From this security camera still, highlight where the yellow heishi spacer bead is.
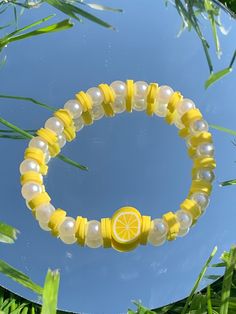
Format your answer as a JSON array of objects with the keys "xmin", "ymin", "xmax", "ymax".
[
  {"xmin": 162, "ymin": 212, "xmax": 180, "ymax": 241},
  {"xmin": 194, "ymin": 157, "xmax": 216, "ymax": 169},
  {"xmin": 190, "ymin": 180, "xmax": 212, "ymax": 195},
  {"xmin": 180, "ymin": 199, "xmax": 201, "ymax": 222},
  {"xmin": 29, "ymin": 192, "xmax": 51, "ymax": 212},
  {"xmin": 40, "ymin": 164, "xmax": 48, "ymax": 175},
  {"xmin": 36, "ymin": 128, "xmax": 60, "ymax": 157},
  {"xmin": 24, "ymin": 147, "xmax": 45, "ymax": 165},
  {"xmin": 140, "ymin": 215, "xmax": 151, "ymax": 245},
  {"xmin": 146, "ymin": 83, "xmax": 159, "ymax": 116},
  {"xmin": 54, "ymin": 109, "xmax": 74, "ymax": 128},
  {"xmin": 167, "ymin": 91, "xmax": 183, "ymax": 113},
  {"xmin": 63, "ymin": 124, "xmax": 76, "ymax": 142},
  {"xmin": 48, "ymin": 209, "xmax": 67, "ymax": 237},
  {"xmin": 75, "ymin": 216, "xmax": 88, "ymax": 246},
  {"xmin": 179, "ymin": 127, "xmax": 189, "ymax": 138},
  {"xmin": 126, "ymin": 80, "xmax": 134, "ymax": 112},
  {"xmin": 165, "ymin": 111, "xmax": 177, "ymax": 125},
  {"xmin": 188, "ymin": 147, "xmax": 197, "ymax": 158},
  {"xmin": 20, "ymin": 171, "xmax": 43, "ymax": 186},
  {"xmin": 98, "ymin": 84, "xmax": 115, "ymax": 117},
  {"xmin": 101, "ymin": 218, "xmax": 112, "ymax": 248},
  {"xmin": 75, "ymin": 91, "xmax": 93, "ymax": 125},
  {"xmin": 181, "ymin": 108, "xmax": 203, "ymax": 127},
  {"xmin": 189, "ymin": 132, "xmax": 212, "ymax": 148}
]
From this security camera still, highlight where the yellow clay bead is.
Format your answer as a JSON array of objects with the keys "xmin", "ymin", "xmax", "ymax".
[
  {"xmin": 194, "ymin": 157, "xmax": 216, "ymax": 169},
  {"xmin": 20, "ymin": 171, "xmax": 43, "ymax": 186},
  {"xmin": 140, "ymin": 215, "xmax": 151, "ymax": 245},
  {"xmin": 24, "ymin": 147, "xmax": 45, "ymax": 166},
  {"xmin": 48, "ymin": 209, "xmax": 67, "ymax": 237},
  {"xmin": 190, "ymin": 180, "xmax": 212, "ymax": 195},
  {"xmin": 63, "ymin": 124, "xmax": 76, "ymax": 142},
  {"xmin": 76, "ymin": 91, "xmax": 93, "ymax": 125},
  {"xmin": 180, "ymin": 199, "xmax": 201, "ymax": 222},
  {"xmin": 146, "ymin": 83, "xmax": 159, "ymax": 116},
  {"xmin": 28, "ymin": 192, "xmax": 51, "ymax": 212},
  {"xmin": 75, "ymin": 216, "xmax": 88, "ymax": 246},
  {"xmin": 162, "ymin": 212, "xmax": 180, "ymax": 241},
  {"xmin": 101, "ymin": 218, "xmax": 112, "ymax": 248},
  {"xmin": 54, "ymin": 109, "xmax": 74, "ymax": 128},
  {"xmin": 179, "ymin": 128, "xmax": 190, "ymax": 138},
  {"xmin": 98, "ymin": 84, "xmax": 115, "ymax": 117},
  {"xmin": 36, "ymin": 128, "xmax": 60, "ymax": 157},
  {"xmin": 181, "ymin": 108, "xmax": 203, "ymax": 127},
  {"xmin": 126, "ymin": 80, "xmax": 134, "ymax": 112},
  {"xmin": 189, "ymin": 132, "xmax": 212, "ymax": 148},
  {"xmin": 40, "ymin": 164, "xmax": 48, "ymax": 175},
  {"xmin": 167, "ymin": 91, "xmax": 183, "ymax": 113}
]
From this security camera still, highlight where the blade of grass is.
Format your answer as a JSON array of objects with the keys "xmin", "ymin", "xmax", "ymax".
[
  {"xmin": 0, "ymin": 259, "xmax": 43, "ymax": 294},
  {"xmin": 57, "ymin": 153, "xmax": 88, "ymax": 171},
  {"xmin": 0, "ymin": 94, "xmax": 55, "ymax": 111},
  {"xmin": 220, "ymin": 179, "xmax": 236, "ymax": 187},
  {"xmin": 84, "ymin": 2, "xmax": 123, "ymax": 13},
  {"xmin": 0, "ymin": 221, "xmax": 19, "ymax": 244},
  {"xmin": 205, "ymin": 67, "xmax": 232, "ymax": 89},
  {"xmin": 181, "ymin": 246, "xmax": 218, "ymax": 314},
  {"xmin": 41, "ymin": 269, "xmax": 60, "ymax": 314},
  {"xmin": 207, "ymin": 285, "xmax": 213, "ymax": 314},
  {"xmin": 220, "ymin": 246, "xmax": 236, "ymax": 314},
  {"xmin": 210, "ymin": 124, "xmax": 236, "ymax": 136}
]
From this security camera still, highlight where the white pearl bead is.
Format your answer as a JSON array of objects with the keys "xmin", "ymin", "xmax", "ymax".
[
  {"xmin": 190, "ymin": 192, "xmax": 210, "ymax": 211},
  {"xmin": 57, "ymin": 134, "xmax": 66, "ymax": 148},
  {"xmin": 21, "ymin": 182, "xmax": 42, "ymax": 201},
  {"xmin": 29, "ymin": 136, "xmax": 48, "ymax": 153},
  {"xmin": 177, "ymin": 98, "xmax": 195, "ymax": 116},
  {"xmin": 20, "ymin": 159, "xmax": 40, "ymax": 174},
  {"xmin": 174, "ymin": 115, "xmax": 185, "ymax": 129},
  {"xmin": 35, "ymin": 203, "xmax": 55, "ymax": 223},
  {"xmin": 154, "ymin": 103, "xmax": 168, "ymax": 117},
  {"xmin": 74, "ymin": 117, "xmax": 84, "ymax": 132},
  {"xmin": 92, "ymin": 105, "xmax": 104, "ymax": 120},
  {"xmin": 175, "ymin": 210, "xmax": 192, "ymax": 229},
  {"xmin": 178, "ymin": 227, "xmax": 190, "ymax": 237},
  {"xmin": 85, "ymin": 220, "xmax": 103, "ymax": 248},
  {"xmin": 133, "ymin": 98, "xmax": 147, "ymax": 111},
  {"xmin": 45, "ymin": 117, "xmax": 64, "ymax": 135},
  {"xmin": 134, "ymin": 81, "xmax": 149, "ymax": 99},
  {"xmin": 86, "ymin": 87, "xmax": 104, "ymax": 105},
  {"xmin": 39, "ymin": 221, "xmax": 51, "ymax": 231},
  {"xmin": 196, "ymin": 142, "xmax": 214, "ymax": 157},
  {"xmin": 44, "ymin": 151, "xmax": 51, "ymax": 164},
  {"xmin": 148, "ymin": 218, "xmax": 168, "ymax": 246},
  {"xmin": 156, "ymin": 85, "xmax": 174, "ymax": 104},
  {"xmin": 25, "ymin": 200, "xmax": 32, "ymax": 210},
  {"xmin": 64, "ymin": 99, "xmax": 83, "ymax": 119},
  {"xmin": 58, "ymin": 217, "xmax": 75, "ymax": 237},
  {"xmin": 112, "ymin": 96, "xmax": 126, "ymax": 113},
  {"xmin": 60, "ymin": 234, "xmax": 77, "ymax": 244},
  {"xmin": 190, "ymin": 119, "xmax": 209, "ymax": 134},
  {"xmin": 110, "ymin": 81, "xmax": 126, "ymax": 98},
  {"xmin": 196, "ymin": 168, "xmax": 215, "ymax": 183}
]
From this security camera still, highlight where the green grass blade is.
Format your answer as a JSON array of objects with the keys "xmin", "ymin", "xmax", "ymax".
[
  {"xmin": 207, "ymin": 285, "xmax": 213, "ymax": 314},
  {"xmin": 84, "ymin": 2, "xmax": 123, "ymax": 13},
  {"xmin": 0, "ymin": 94, "xmax": 55, "ymax": 111},
  {"xmin": 0, "ymin": 221, "xmax": 19, "ymax": 244},
  {"xmin": 181, "ymin": 246, "xmax": 218, "ymax": 314},
  {"xmin": 44, "ymin": 0, "xmax": 82, "ymax": 22},
  {"xmin": 210, "ymin": 124, "xmax": 236, "ymax": 136},
  {"xmin": 57, "ymin": 153, "xmax": 88, "ymax": 171},
  {"xmin": 8, "ymin": 19, "xmax": 74, "ymax": 44},
  {"xmin": 45, "ymin": 0, "xmax": 114, "ymax": 29},
  {"xmin": 0, "ymin": 117, "xmax": 33, "ymax": 139},
  {"xmin": 205, "ymin": 67, "xmax": 232, "ymax": 89},
  {"xmin": 0, "ymin": 259, "xmax": 43, "ymax": 294},
  {"xmin": 220, "ymin": 179, "xmax": 236, "ymax": 187},
  {"xmin": 41, "ymin": 269, "xmax": 60, "ymax": 314},
  {"xmin": 220, "ymin": 246, "xmax": 236, "ymax": 314}
]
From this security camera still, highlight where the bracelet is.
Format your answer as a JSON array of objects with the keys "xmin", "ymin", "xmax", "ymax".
[{"xmin": 19, "ymin": 80, "xmax": 216, "ymax": 252}]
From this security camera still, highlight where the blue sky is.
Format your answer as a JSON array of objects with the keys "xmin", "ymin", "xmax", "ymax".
[{"xmin": 0, "ymin": 1, "xmax": 236, "ymax": 313}]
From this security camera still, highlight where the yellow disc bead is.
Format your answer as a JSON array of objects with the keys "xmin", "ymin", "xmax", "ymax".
[
  {"xmin": 63, "ymin": 124, "xmax": 76, "ymax": 142},
  {"xmin": 101, "ymin": 218, "xmax": 112, "ymax": 248},
  {"xmin": 189, "ymin": 132, "xmax": 212, "ymax": 148},
  {"xmin": 24, "ymin": 147, "xmax": 45, "ymax": 166},
  {"xmin": 36, "ymin": 128, "xmax": 60, "ymax": 157},
  {"xmin": 20, "ymin": 171, "xmax": 43, "ymax": 186},
  {"xmin": 162, "ymin": 211, "xmax": 180, "ymax": 241},
  {"xmin": 190, "ymin": 180, "xmax": 212, "ymax": 195},
  {"xmin": 98, "ymin": 84, "xmax": 115, "ymax": 117},
  {"xmin": 194, "ymin": 157, "xmax": 216, "ymax": 169},
  {"xmin": 178, "ymin": 128, "xmax": 190, "ymax": 138},
  {"xmin": 146, "ymin": 83, "xmax": 159, "ymax": 116},
  {"xmin": 180, "ymin": 199, "xmax": 201, "ymax": 222},
  {"xmin": 140, "ymin": 215, "xmax": 151, "ymax": 245},
  {"xmin": 126, "ymin": 80, "xmax": 134, "ymax": 112},
  {"xmin": 181, "ymin": 108, "xmax": 203, "ymax": 127},
  {"xmin": 28, "ymin": 192, "xmax": 51, "ymax": 212},
  {"xmin": 48, "ymin": 209, "xmax": 67, "ymax": 237},
  {"xmin": 75, "ymin": 216, "xmax": 88, "ymax": 246},
  {"xmin": 54, "ymin": 109, "xmax": 74, "ymax": 128},
  {"xmin": 76, "ymin": 91, "xmax": 93, "ymax": 125},
  {"xmin": 167, "ymin": 91, "xmax": 183, "ymax": 113}
]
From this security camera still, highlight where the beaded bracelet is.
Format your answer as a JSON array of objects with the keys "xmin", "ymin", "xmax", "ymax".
[{"xmin": 19, "ymin": 80, "xmax": 216, "ymax": 252}]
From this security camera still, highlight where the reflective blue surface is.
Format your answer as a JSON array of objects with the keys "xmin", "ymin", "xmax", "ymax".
[{"xmin": 0, "ymin": 1, "xmax": 236, "ymax": 313}]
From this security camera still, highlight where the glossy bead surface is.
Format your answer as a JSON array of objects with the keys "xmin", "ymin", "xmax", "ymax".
[
  {"xmin": 148, "ymin": 218, "xmax": 168, "ymax": 246},
  {"xmin": 178, "ymin": 227, "xmax": 190, "ymax": 237},
  {"xmin": 29, "ymin": 136, "xmax": 48, "ymax": 153},
  {"xmin": 175, "ymin": 210, "xmax": 192, "ymax": 229},
  {"xmin": 110, "ymin": 81, "xmax": 126, "ymax": 98},
  {"xmin": 35, "ymin": 203, "xmax": 55, "ymax": 223},
  {"xmin": 133, "ymin": 98, "xmax": 147, "ymax": 111},
  {"xmin": 58, "ymin": 217, "xmax": 76, "ymax": 237},
  {"xmin": 45, "ymin": 117, "xmax": 64, "ymax": 135},
  {"xmin": 196, "ymin": 142, "xmax": 214, "ymax": 157},
  {"xmin": 74, "ymin": 117, "xmax": 84, "ymax": 132},
  {"xmin": 134, "ymin": 81, "xmax": 149, "ymax": 99},
  {"xmin": 154, "ymin": 103, "xmax": 168, "ymax": 117},
  {"xmin": 156, "ymin": 85, "xmax": 174, "ymax": 104},
  {"xmin": 58, "ymin": 134, "xmax": 66, "ymax": 148},
  {"xmin": 112, "ymin": 96, "xmax": 126, "ymax": 113},
  {"xmin": 44, "ymin": 151, "xmax": 51, "ymax": 164},
  {"xmin": 64, "ymin": 99, "xmax": 83, "ymax": 119},
  {"xmin": 196, "ymin": 168, "xmax": 215, "ymax": 182},
  {"xmin": 190, "ymin": 119, "xmax": 209, "ymax": 134},
  {"xmin": 60, "ymin": 234, "xmax": 77, "ymax": 244},
  {"xmin": 177, "ymin": 98, "xmax": 195, "ymax": 116},
  {"xmin": 92, "ymin": 105, "xmax": 104, "ymax": 120},
  {"xmin": 190, "ymin": 192, "xmax": 210, "ymax": 211},
  {"xmin": 39, "ymin": 221, "xmax": 51, "ymax": 231},
  {"xmin": 85, "ymin": 220, "xmax": 103, "ymax": 248},
  {"xmin": 86, "ymin": 87, "xmax": 104, "ymax": 106},
  {"xmin": 20, "ymin": 159, "xmax": 40, "ymax": 174},
  {"xmin": 21, "ymin": 182, "xmax": 42, "ymax": 201}
]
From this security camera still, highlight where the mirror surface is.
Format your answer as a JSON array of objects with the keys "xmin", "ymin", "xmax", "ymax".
[{"xmin": 0, "ymin": 1, "xmax": 236, "ymax": 313}]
